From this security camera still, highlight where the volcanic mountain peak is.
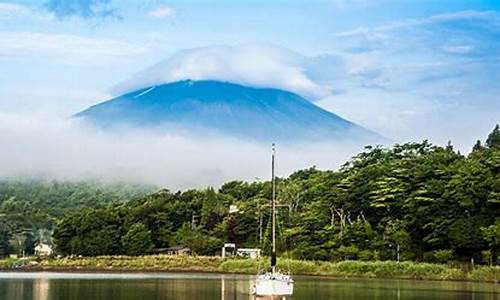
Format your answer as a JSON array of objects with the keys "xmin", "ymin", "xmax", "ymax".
[{"xmin": 75, "ymin": 80, "xmax": 381, "ymax": 142}]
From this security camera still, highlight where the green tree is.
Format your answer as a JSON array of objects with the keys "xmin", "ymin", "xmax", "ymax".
[
  {"xmin": 170, "ymin": 223, "xmax": 223, "ymax": 255},
  {"xmin": 486, "ymin": 124, "xmax": 500, "ymax": 148},
  {"xmin": 46, "ymin": 137, "xmax": 499, "ymax": 266},
  {"xmin": 0, "ymin": 222, "xmax": 11, "ymax": 257},
  {"xmin": 382, "ymin": 219, "xmax": 411, "ymax": 261},
  {"xmin": 473, "ymin": 140, "xmax": 484, "ymax": 152},
  {"xmin": 481, "ymin": 222, "xmax": 500, "ymax": 264},
  {"xmin": 121, "ymin": 223, "xmax": 154, "ymax": 255}
]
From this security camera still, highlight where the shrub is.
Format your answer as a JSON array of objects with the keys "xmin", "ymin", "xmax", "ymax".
[
  {"xmin": 433, "ymin": 250, "xmax": 454, "ymax": 264},
  {"xmin": 358, "ymin": 250, "xmax": 375, "ymax": 261}
]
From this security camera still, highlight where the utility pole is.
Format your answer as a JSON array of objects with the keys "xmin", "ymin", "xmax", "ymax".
[
  {"xmin": 259, "ymin": 212, "xmax": 263, "ymax": 244},
  {"xmin": 271, "ymin": 143, "xmax": 276, "ymax": 273}
]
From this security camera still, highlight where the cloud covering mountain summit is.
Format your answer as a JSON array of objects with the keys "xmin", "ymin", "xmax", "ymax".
[{"xmin": 112, "ymin": 44, "xmax": 345, "ymax": 100}]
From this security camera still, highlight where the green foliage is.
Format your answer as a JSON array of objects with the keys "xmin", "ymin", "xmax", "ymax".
[
  {"xmin": 0, "ymin": 179, "xmax": 154, "ymax": 256},
  {"xmin": 338, "ymin": 245, "xmax": 359, "ymax": 260},
  {"xmin": 486, "ymin": 124, "xmax": 500, "ymax": 148},
  {"xmin": 481, "ymin": 222, "xmax": 500, "ymax": 249},
  {"xmin": 169, "ymin": 223, "xmax": 223, "ymax": 255},
  {"xmin": 53, "ymin": 207, "xmax": 123, "ymax": 256},
  {"xmin": 2, "ymin": 136, "xmax": 499, "ymax": 265},
  {"xmin": 433, "ymin": 250, "xmax": 454, "ymax": 264},
  {"xmin": 49, "ymin": 140, "xmax": 500, "ymax": 262},
  {"xmin": 7, "ymin": 255, "xmax": 500, "ymax": 282},
  {"xmin": 122, "ymin": 223, "xmax": 154, "ymax": 255},
  {"xmin": 2, "ymin": 254, "xmax": 500, "ymax": 283},
  {"xmin": 0, "ymin": 222, "xmax": 11, "ymax": 257},
  {"xmin": 473, "ymin": 140, "xmax": 484, "ymax": 152}
]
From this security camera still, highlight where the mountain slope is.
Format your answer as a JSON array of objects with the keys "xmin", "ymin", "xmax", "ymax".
[{"xmin": 75, "ymin": 80, "xmax": 380, "ymax": 141}]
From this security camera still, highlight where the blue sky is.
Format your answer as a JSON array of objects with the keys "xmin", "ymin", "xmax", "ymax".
[{"xmin": 1, "ymin": 0, "xmax": 500, "ymax": 151}]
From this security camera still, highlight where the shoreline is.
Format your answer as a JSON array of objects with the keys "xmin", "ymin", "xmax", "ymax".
[
  {"xmin": 1, "ymin": 267, "xmax": 499, "ymax": 287},
  {"xmin": 1, "ymin": 256, "xmax": 498, "ymax": 284}
]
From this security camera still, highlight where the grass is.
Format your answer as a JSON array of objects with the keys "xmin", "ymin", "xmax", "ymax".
[
  {"xmin": 0, "ymin": 256, "xmax": 498, "ymax": 283},
  {"xmin": 468, "ymin": 266, "xmax": 500, "ymax": 282}
]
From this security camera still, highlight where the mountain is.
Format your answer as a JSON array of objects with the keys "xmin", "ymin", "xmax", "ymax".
[{"xmin": 75, "ymin": 80, "xmax": 381, "ymax": 142}]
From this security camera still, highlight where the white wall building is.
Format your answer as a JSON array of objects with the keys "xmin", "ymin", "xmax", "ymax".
[
  {"xmin": 236, "ymin": 248, "xmax": 261, "ymax": 259},
  {"xmin": 34, "ymin": 243, "xmax": 53, "ymax": 256}
]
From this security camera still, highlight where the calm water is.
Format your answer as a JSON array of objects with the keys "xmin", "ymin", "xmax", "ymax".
[{"xmin": 0, "ymin": 272, "xmax": 498, "ymax": 300}]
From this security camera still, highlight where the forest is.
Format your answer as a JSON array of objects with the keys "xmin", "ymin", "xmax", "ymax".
[
  {"xmin": 0, "ymin": 181, "xmax": 154, "ymax": 257},
  {"xmin": 1, "ymin": 125, "xmax": 499, "ymax": 265}
]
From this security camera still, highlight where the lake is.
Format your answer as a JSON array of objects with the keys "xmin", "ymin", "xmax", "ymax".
[{"xmin": 0, "ymin": 272, "xmax": 498, "ymax": 300}]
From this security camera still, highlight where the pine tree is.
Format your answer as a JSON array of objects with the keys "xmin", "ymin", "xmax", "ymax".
[
  {"xmin": 486, "ymin": 124, "xmax": 500, "ymax": 148},
  {"xmin": 446, "ymin": 140, "xmax": 454, "ymax": 152},
  {"xmin": 472, "ymin": 140, "xmax": 483, "ymax": 152}
]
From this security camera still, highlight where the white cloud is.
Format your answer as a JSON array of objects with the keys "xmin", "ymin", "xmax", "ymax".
[
  {"xmin": 0, "ymin": 2, "xmax": 32, "ymax": 18},
  {"xmin": 329, "ymin": 0, "xmax": 382, "ymax": 10},
  {"xmin": 148, "ymin": 6, "xmax": 175, "ymax": 19},
  {"xmin": 0, "ymin": 112, "xmax": 369, "ymax": 188},
  {"xmin": 0, "ymin": 2, "xmax": 52, "ymax": 20},
  {"xmin": 331, "ymin": 10, "xmax": 500, "ymax": 91},
  {"xmin": 113, "ymin": 44, "xmax": 337, "ymax": 100},
  {"xmin": 338, "ymin": 10, "xmax": 500, "ymax": 36},
  {"xmin": 318, "ymin": 88, "xmax": 500, "ymax": 153},
  {"xmin": 441, "ymin": 45, "xmax": 474, "ymax": 55},
  {"xmin": 0, "ymin": 32, "xmax": 146, "ymax": 63}
]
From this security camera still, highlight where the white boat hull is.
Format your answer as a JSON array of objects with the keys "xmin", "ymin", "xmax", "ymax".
[{"xmin": 253, "ymin": 273, "xmax": 294, "ymax": 296}]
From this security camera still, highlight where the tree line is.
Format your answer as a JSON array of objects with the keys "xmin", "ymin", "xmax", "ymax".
[
  {"xmin": 0, "ymin": 180, "xmax": 154, "ymax": 257},
  {"xmin": 50, "ymin": 125, "xmax": 500, "ymax": 264}
]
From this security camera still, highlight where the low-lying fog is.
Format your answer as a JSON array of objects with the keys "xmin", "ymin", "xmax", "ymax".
[{"xmin": 0, "ymin": 112, "xmax": 375, "ymax": 189}]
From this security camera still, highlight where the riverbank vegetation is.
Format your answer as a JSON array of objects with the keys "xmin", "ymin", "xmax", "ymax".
[
  {"xmin": 1, "ymin": 255, "xmax": 499, "ymax": 283},
  {"xmin": 0, "ymin": 125, "xmax": 499, "ymax": 271},
  {"xmin": 49, "ymin": 125, "xmax": 500, "ymax": 265}
]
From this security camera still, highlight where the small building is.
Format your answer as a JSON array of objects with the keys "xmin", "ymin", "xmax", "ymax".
[
  {"xmin": 34, "ymin": 243, "xmax": 53, "ymax": 257},
  {"xmin": 236, "ymin": 248, "xmax": 261, "ymax": 259},
  {"xmin": 221, "ymin": 243, "xmax": 236, "ymax": 258},
  {"xmin": 156, "ymin": 246, "xmax": 192, "ymax": 255}
]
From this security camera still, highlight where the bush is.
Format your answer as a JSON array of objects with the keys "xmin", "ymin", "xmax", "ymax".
[
  {"xmin": 468, "ymin": 266, "xmax": 500, "ymax": 283},
  {"xmin": 433, "ymin": 250, "xmax": 454, "ymax": 264},
  {"xmin": 337, "ymin": 245, "xmax": 359, "ymax": 260},
  {"xmin": 481, "ymin": 250, "xmax": 492, "ymax": 265},
  {"xmin": 358, "ymin": 250, "xmax": 375, "ymax": 261}
]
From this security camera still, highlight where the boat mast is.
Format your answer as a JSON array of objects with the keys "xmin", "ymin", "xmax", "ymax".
[{"xmin": 271, "ymin": 143, "xmax": 277, "ymax": 273}]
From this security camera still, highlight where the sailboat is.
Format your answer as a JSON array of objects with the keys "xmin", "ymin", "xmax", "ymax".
[{"xmin": 252, "ymin": 144, "xmax": 294, "ymax": 297}]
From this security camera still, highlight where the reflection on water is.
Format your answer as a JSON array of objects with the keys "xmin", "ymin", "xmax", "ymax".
[
  {"xmin": 33, "ymin": 278, "xmax": 49, "ymax": 300},
  {"xmin": 0, "ymin": 272, "xmax": 498, "ymax": 300}
]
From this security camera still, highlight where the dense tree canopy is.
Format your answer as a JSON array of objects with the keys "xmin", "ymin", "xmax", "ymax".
[
  {"xmin": 49, "ymin": 125, "xmax": 500, "ymax": 264},
  {"xmin": 1, "ymin": 125, "xmax": 498, "ymax": 264},
  {"xmin": 122, "ymin": 223, "xmax": 154, "ymax": 255},
  {"xmin": 0, "ymin": 180, "xmax": 154, "ymax": 256}
]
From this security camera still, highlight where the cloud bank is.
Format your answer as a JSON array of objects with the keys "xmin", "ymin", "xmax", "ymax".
[
  {"xmin": 148, "ymin": 6, "xmax": 175, "ymax": 19},
  {"xmin": 0, "ymin": 112, "xmax": 369, "ymax": 189},
  {"xmin": 113, "ymin": 44, "xmax": 345, "ymax": 100}
]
